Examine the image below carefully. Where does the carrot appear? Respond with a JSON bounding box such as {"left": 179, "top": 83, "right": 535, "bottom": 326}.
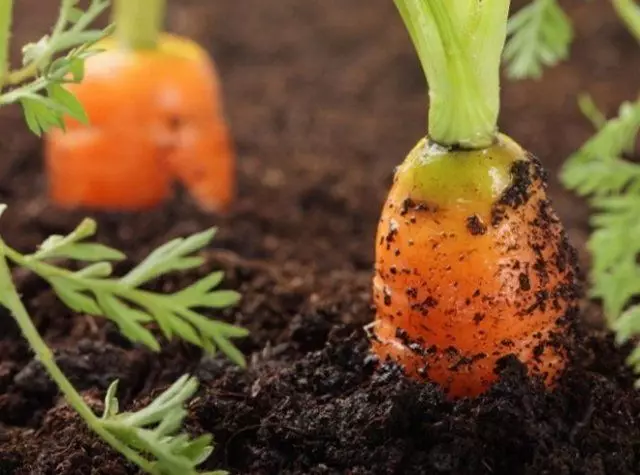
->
{"left": 370, "top": 1, "right": 579, "bottom": 398}
{"left": 45, "top": 0, "right": 234, "bottom": 212}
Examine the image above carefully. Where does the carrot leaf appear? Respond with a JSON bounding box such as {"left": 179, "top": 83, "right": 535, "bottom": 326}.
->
{"left": 121, "top": 228, "right": 218, "bottom": 287}
{"left": 5, "top": 218, "right": 248, "bottom": 364}
{"left": 561, "top": 100, "right": 640, "bottom": 335}
{"left": 504, "top": 0, "right": 573, "bottom": 79}
{"left": 612, "top": 0, "right": 640, "bottom": 43}
{"left": 0, "top": 0, "right": 112, "bottom": 132}
{"left": 614, "top": 306, "right": 640, "bottom": 387}
{"left": 0, "top": 211, "right": 246, "bottom": 473}
{"left": 577, "top": 94, "right": 607, "bottom": 131}
{"left": 561, "top": 101, "right": 640, "bottom": 197}
{"left": 100, "top": 376, "right": 228, "bottom": 475}
{"left": 47, "top": 83, "right": 89, "bottom": 124}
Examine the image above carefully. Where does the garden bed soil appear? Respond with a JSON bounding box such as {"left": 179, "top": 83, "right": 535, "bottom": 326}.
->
{"left": 1, "top": 1, "right": 640, "bottom": 474}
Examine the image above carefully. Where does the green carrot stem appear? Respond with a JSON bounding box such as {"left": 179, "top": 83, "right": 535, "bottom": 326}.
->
{"left": 394, "top": 0, "right": 510, "bottom": 149}
{"left": 611, "top": 0, "right": 640, "bottom": 43}
{"left": 0, "top": 241, "right": 157, "bottom": 474}
{"left": 113, "top": 0, "right": 166, "bottom": 50}
{"left": 0, "top": 0, "right": 13, "bottom": 85}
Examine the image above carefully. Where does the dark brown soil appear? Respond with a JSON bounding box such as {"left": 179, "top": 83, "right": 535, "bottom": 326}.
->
{"left": 1, "top": 1, "right": 640, "bottom": 474}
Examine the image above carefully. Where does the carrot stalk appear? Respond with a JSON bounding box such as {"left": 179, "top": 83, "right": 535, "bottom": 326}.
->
{"left": 113, "top": 0, "right": 166, "bottom": 50}
{"left": 0, "top": 1, "right": 14, "bottom": 81}
{"left": 611, "top": 0, "right": 640, "bottom": 43}
{"left": 396, "top": 0, "right": 509, "bottom": 148}
{"left": 371, "top": 0, "right": 579, "bottom": 398}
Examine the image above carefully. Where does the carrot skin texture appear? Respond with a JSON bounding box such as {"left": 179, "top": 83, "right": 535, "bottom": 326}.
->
{"left": 45, "top": 34, "right": 234, "bottom": 212}
{"left": 372, "top": 135, "right": 578, "bottom": 398}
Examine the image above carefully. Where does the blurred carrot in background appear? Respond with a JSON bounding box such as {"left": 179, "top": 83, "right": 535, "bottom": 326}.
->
{"left": 45, "top": 0, "right": 234, "bottom": 212}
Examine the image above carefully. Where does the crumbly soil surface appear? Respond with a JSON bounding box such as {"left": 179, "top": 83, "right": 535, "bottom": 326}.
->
{"left": 1, "top": 1, "right": 640, "bottom": 474}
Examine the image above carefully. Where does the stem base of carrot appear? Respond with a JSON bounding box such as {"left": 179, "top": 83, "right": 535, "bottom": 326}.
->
{"left": 393, "top": 134, "right": 525, "bottom": 215}
{"left": 113, "top": 0, "right": 166, "bottom": 51}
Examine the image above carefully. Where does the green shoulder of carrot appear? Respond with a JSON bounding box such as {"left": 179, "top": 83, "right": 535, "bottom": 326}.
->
{"left": 371, "top": 0, "right": 580, "bottom": 399}
{"left": 0, "top": 2, "right": 246, "bottom": 474}
{"left": 507, "top": 0, "right": 640, "bottom": 385}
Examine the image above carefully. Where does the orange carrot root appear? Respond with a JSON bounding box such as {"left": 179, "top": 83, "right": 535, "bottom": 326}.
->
{"left": 45, "top": 34, "right": 234, "bottom": 212}
{"left": 372, "top": 134, "right": 579, "bottom": 398}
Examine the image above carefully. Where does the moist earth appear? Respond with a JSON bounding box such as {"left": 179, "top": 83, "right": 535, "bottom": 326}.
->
{"left": 1, "top": 1, "right": 640, "bottom": 474}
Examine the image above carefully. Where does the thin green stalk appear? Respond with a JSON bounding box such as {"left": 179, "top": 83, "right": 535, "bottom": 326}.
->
{"left": 6, "top": 244, "right": 164, "bottom": 304}
{"left": 4, "top": 0, "right": 73, "bottom": 86}
{"left": 114, "top": 0, "right": 166, "bottom": 50}
{"left": 394, "top": 0, "right": 511, "bottom": 149}
{"left": 612, "top": 0, "right": 640, "bottom": 43}
{"left": 0, "top": 0, "right": 14, "bottom": 85}
{"left": 0, "top": 241, "right": 157, "bottom": 474}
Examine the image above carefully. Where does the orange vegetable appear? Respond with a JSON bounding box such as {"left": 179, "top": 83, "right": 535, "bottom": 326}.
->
{"left": 372, "top": 135, "right": 578, "bottom": 398}
{"left": 45, "top": 2, "right": 234, "bottom": 212}
{"left": 369, "top": 0, "right": 579, "bottom": 399}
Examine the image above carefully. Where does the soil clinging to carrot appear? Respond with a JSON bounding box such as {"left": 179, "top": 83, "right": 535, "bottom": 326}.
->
{"left": 373, "top": 143, "right": 580, "bottom": 397}
{"left": 1, "top": 0, "right": 640, "bottom": 474}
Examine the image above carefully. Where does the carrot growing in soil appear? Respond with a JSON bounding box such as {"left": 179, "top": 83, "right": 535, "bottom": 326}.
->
{"left": 45, "top": 0, "right": 235, "bottom": 212}
{"left": 371, "top": 0, "right": 579, "bottom": 398}
{"left": 0, "top": 2, "right": 245, "bottom": 473}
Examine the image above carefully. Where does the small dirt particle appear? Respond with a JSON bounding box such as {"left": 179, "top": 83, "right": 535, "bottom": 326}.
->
{"left": 519, "top": 273, "right": 531, "bottom": 291}
{"left": 466, "top": 214, "right": 487, "bottom": 235}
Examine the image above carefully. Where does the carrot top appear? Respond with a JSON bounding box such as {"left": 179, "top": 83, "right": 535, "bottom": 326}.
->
{"left": 0, "top": 1, "right": 12, "bottom": 81}
{"left": 113, "top": 0, "right": 166, "bottom": 50}
{"left": 395, "top": 0, "right": 510, "bottom": 149}
{"left": 0, "top": 0, "right": 111, "bottom": 135}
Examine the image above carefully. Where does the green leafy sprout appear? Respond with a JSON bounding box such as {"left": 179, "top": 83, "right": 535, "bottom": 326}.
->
{"left": 506, "top": 1, "right": 640, "bottom": 385}
{"left": 562, "top": 98, "right": 640, "bottom": 386}
{"left": 503, "top": 0, "right": 573, "bottom": 79}
{"left": 0, "top": 0, "right": 112, "bottom": 134}
{"left": 0, "top": 213, "right": 247, "bottom": 474}
{"left": 0, "top": 1, "right": 247, "bottom": 473}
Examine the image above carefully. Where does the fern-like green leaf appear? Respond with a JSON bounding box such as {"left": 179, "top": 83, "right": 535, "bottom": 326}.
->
{"left": 101, "top": 376, "right": 228, "bottom": 475}
{"left": 504, "top": 0, "right": 573, "bottom": 79}
{"left": 5, "top": 221, "right": 248, "bottom": 365}
{"left": 0, "top": 0, "right": 112, "bottom": 133}
{"left": 588, "top": 195, "right": 640, "bottom": 322}
{"left": 562, "top": 100, "right": 640, "bottom": 332}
